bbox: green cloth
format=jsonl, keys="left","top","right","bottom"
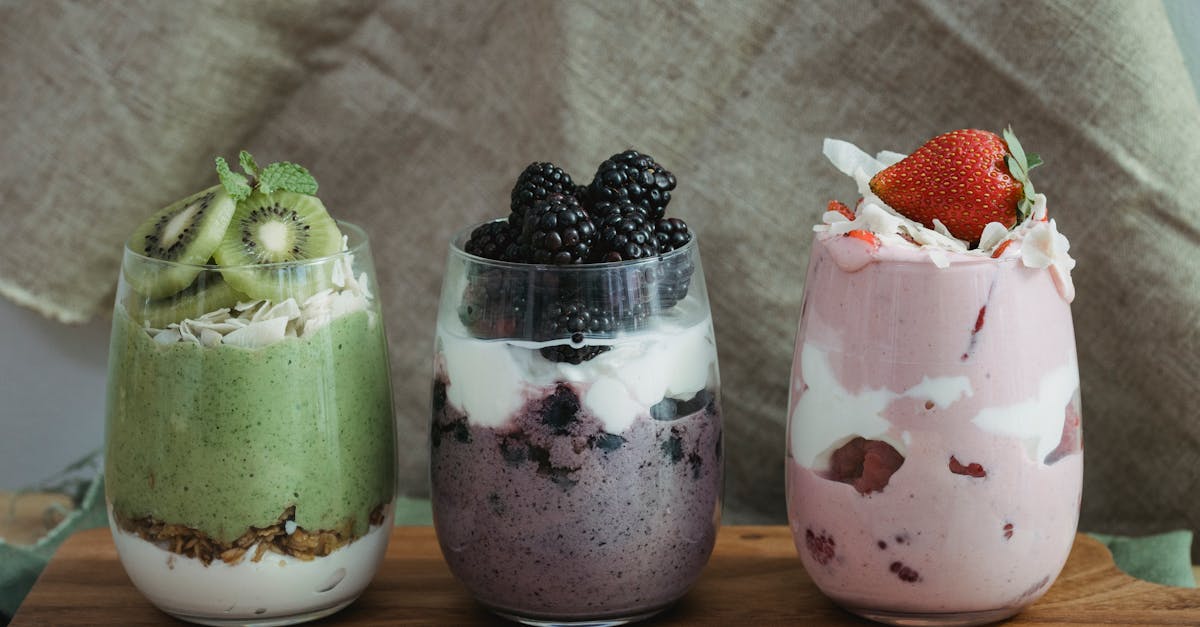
{"left": 1090, "top": 531, "right": 1197, "bottom": 588}
{"left": 0, "top": 476, "right": 107, "bottom": 622}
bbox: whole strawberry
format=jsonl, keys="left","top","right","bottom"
{"left": 869, "top": 127, "right": 1040, "bottom": 244}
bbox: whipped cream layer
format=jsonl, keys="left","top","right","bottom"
{"left": 818, "top": 139, "right": 1076, "bottom": 302}
{"left": 142, "top": 249, "right": 373, "bottom": 349}
{"left": 109, "top": 505, "right": 392, "bottom": 622}
{"left": 437, "top": 299, "right": 719, "bottom": 435}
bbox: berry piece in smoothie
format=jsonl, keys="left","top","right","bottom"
{"left": 1044, "top": 402, "right": 1083, "bottom": 465}
{"left": 948, "top": 456, "right": 988, "bottom": 478}
{"left": 829, "top": 437, "right": 905, "bottom": 495}
{"left": 805, "top": 529, "right": 837, "bottom": 566}
{"left": 869, "top": 128, "right": 1040, "bottom": 244}
{"left": 889, "top": 561, "right": 921, "bottom": 583}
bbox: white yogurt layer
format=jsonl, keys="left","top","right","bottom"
{"left": 438, "top": 306, "right": 718, "bottom": 435}
{"left": 109, "top": 506, "right": 392, "bottom": 622}
{"left": 790, "top": 343, "right": 974, "bottom": 470}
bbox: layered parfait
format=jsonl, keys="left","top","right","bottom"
{"left": 432, "top": 152, "right": 722, "bottom": 623}
{"left": 105, "top": 153, "right": 395, "bottom": 624}
{"left": 787, "top": 129, "right": 1082, "bottom": 623}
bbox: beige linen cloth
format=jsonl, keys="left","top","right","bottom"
{"left": 3, "top": 0, "right": 1198, "bottom": 555}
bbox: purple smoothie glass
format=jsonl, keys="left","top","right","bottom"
{"left": 431, "top": 220, "right": 723, "bottom": 625}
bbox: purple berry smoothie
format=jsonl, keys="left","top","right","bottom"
{"left": 431, "top": 372, "right": 722, "bottom": 621}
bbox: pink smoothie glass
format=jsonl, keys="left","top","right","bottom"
{"left": 786, "top": 140, "right": 1083, "bottom": 626}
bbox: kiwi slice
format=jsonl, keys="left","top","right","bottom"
{"left": 126, "top": 274, "right": 246, "bottom": 328}
{"left": 125, "top": 185, "right": 237, "bottom": 298}
{"left": 213, "top": 191, "right": 343, "bottom": 302}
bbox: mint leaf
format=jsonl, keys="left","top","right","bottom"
{"left": 215, "top": 157, "right": 252, "bottom": 201}
{"left": 238, "top": 151, "right": 260, "bottom": 178}
{"left": 258, "top": 161, "right": 318, "bottom": 195}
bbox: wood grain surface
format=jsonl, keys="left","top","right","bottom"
{"left": 12, "top": 526, "right": 1200, "bottom": 625}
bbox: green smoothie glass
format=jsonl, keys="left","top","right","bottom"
{"left": 105, "top": 221, "right": 396, "bottom": 626}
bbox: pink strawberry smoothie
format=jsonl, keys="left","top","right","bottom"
{"left": 787, "top": 138, "right": 1082, "bottom": 622}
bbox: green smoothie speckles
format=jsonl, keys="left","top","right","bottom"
{"left": 105, "top": 307, "right": 395, "bottom": 545}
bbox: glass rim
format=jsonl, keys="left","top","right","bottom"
{"left": 121, "top": 219, "right": 369, "bottom": 271}
{"left": 448, "top": 218, "right": 698, "bottom": 271}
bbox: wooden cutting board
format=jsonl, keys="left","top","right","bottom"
{"left": 11, "top": 526, "right": 1200, "bottom": 625}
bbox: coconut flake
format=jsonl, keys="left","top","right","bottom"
{"left": 223, "top": 316, "right": 289, "bottom": 349}
{"left": 153, "top": 328, "right": 182, "bottom": 344}
{"left": 199, "top": 328, "right": 223, "bottom": 347}
{"left": 977, "top": 222, "right": 1010, "bottom": 251}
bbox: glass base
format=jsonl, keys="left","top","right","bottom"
{"left": 841, "top": 604, "right": 1022, "bottom": 626}
{"left": 489, "top": 604, "right": 670, "bottom": 627}
{"left": 163, "top": 598, "right": 355, "bottom": 627}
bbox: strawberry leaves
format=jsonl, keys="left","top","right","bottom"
{"left": 215, "top": 150, "right": 319, "bottom": 201}
{"left": 1002, "top": 126, "right": 1041, "bottom": 222}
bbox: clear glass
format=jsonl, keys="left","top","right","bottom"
{"left": 786, "top": 235, "right": 1083, "bottom": 626}
{"left": 431, "top": 221, "right": 723, "bottom": 626}
{"left": 104, "top": 222, "right": 396, "bottom": 626}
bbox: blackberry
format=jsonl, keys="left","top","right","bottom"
{"left": 464, "top": 221, "right": 522, "bottom": 261}
{"left": 654, "top": 217, "right": 692, "bottom": 252}
{"left": 521, "top": 193, "right": 596, "bottom": 265}
{"left": 457, "top": 267, "right": 529, "bottom": 338}
{"left": 658, "top": 264, "right": 693, "bottom": 308}
{"left": 538, "top": 299, "right": 616, "bottom": 364}
{"left": 540, "top": 345, "right": 612, "bottom": 364}
{"left": 539, "top": 298, "right": 615, "bottom": 340}
{"left": 649, "top": 251, "right": 694, "bottom": 308}
{"left": 510, "top": 162, "right": 578, "bottom": 228}
{"left": 590, "top": 200, "right": 658, "bottom": 262}
{"left": 588, "top": 150, "right": 676, "bottom": 220}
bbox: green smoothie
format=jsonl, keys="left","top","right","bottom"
{"left": 105, "top": 306, "right": 395, "bottom": 545}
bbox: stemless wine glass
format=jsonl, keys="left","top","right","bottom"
{"left": 786, "top": 233, "right": 1083, "bottom": 626}
{"left": 430, "top": 221, "right": 723, "bottom": 626}
{"left": 105, "top": 222, "right": 396, "bottom": 626}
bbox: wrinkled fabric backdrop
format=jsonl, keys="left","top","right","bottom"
{"left": 3, "top": 0, "right": 1198, "bottom": 557}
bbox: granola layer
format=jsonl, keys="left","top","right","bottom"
{"left": 113, "top": 504, "right": 387, "bottom": 566}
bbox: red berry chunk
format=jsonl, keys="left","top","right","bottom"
{"left": 805, "top": 528, "right": 836, "bottom": 565}
{"left": 948, "top": 455, "right": 987, "bottom": 478}
{"left": 827, "top": 199, "right": 856, "bottom": 220}
{"left": 830, "top": 437, "right": 905, "bottom": 494}
{"left": 845, "top": 229, "right": 881, "bottom": 250}
{"left": 1044, "top": 401, "right": 1083, "bottom": 465}
{"left": 889, "top": 561, "right": 921, "bottom": 583}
